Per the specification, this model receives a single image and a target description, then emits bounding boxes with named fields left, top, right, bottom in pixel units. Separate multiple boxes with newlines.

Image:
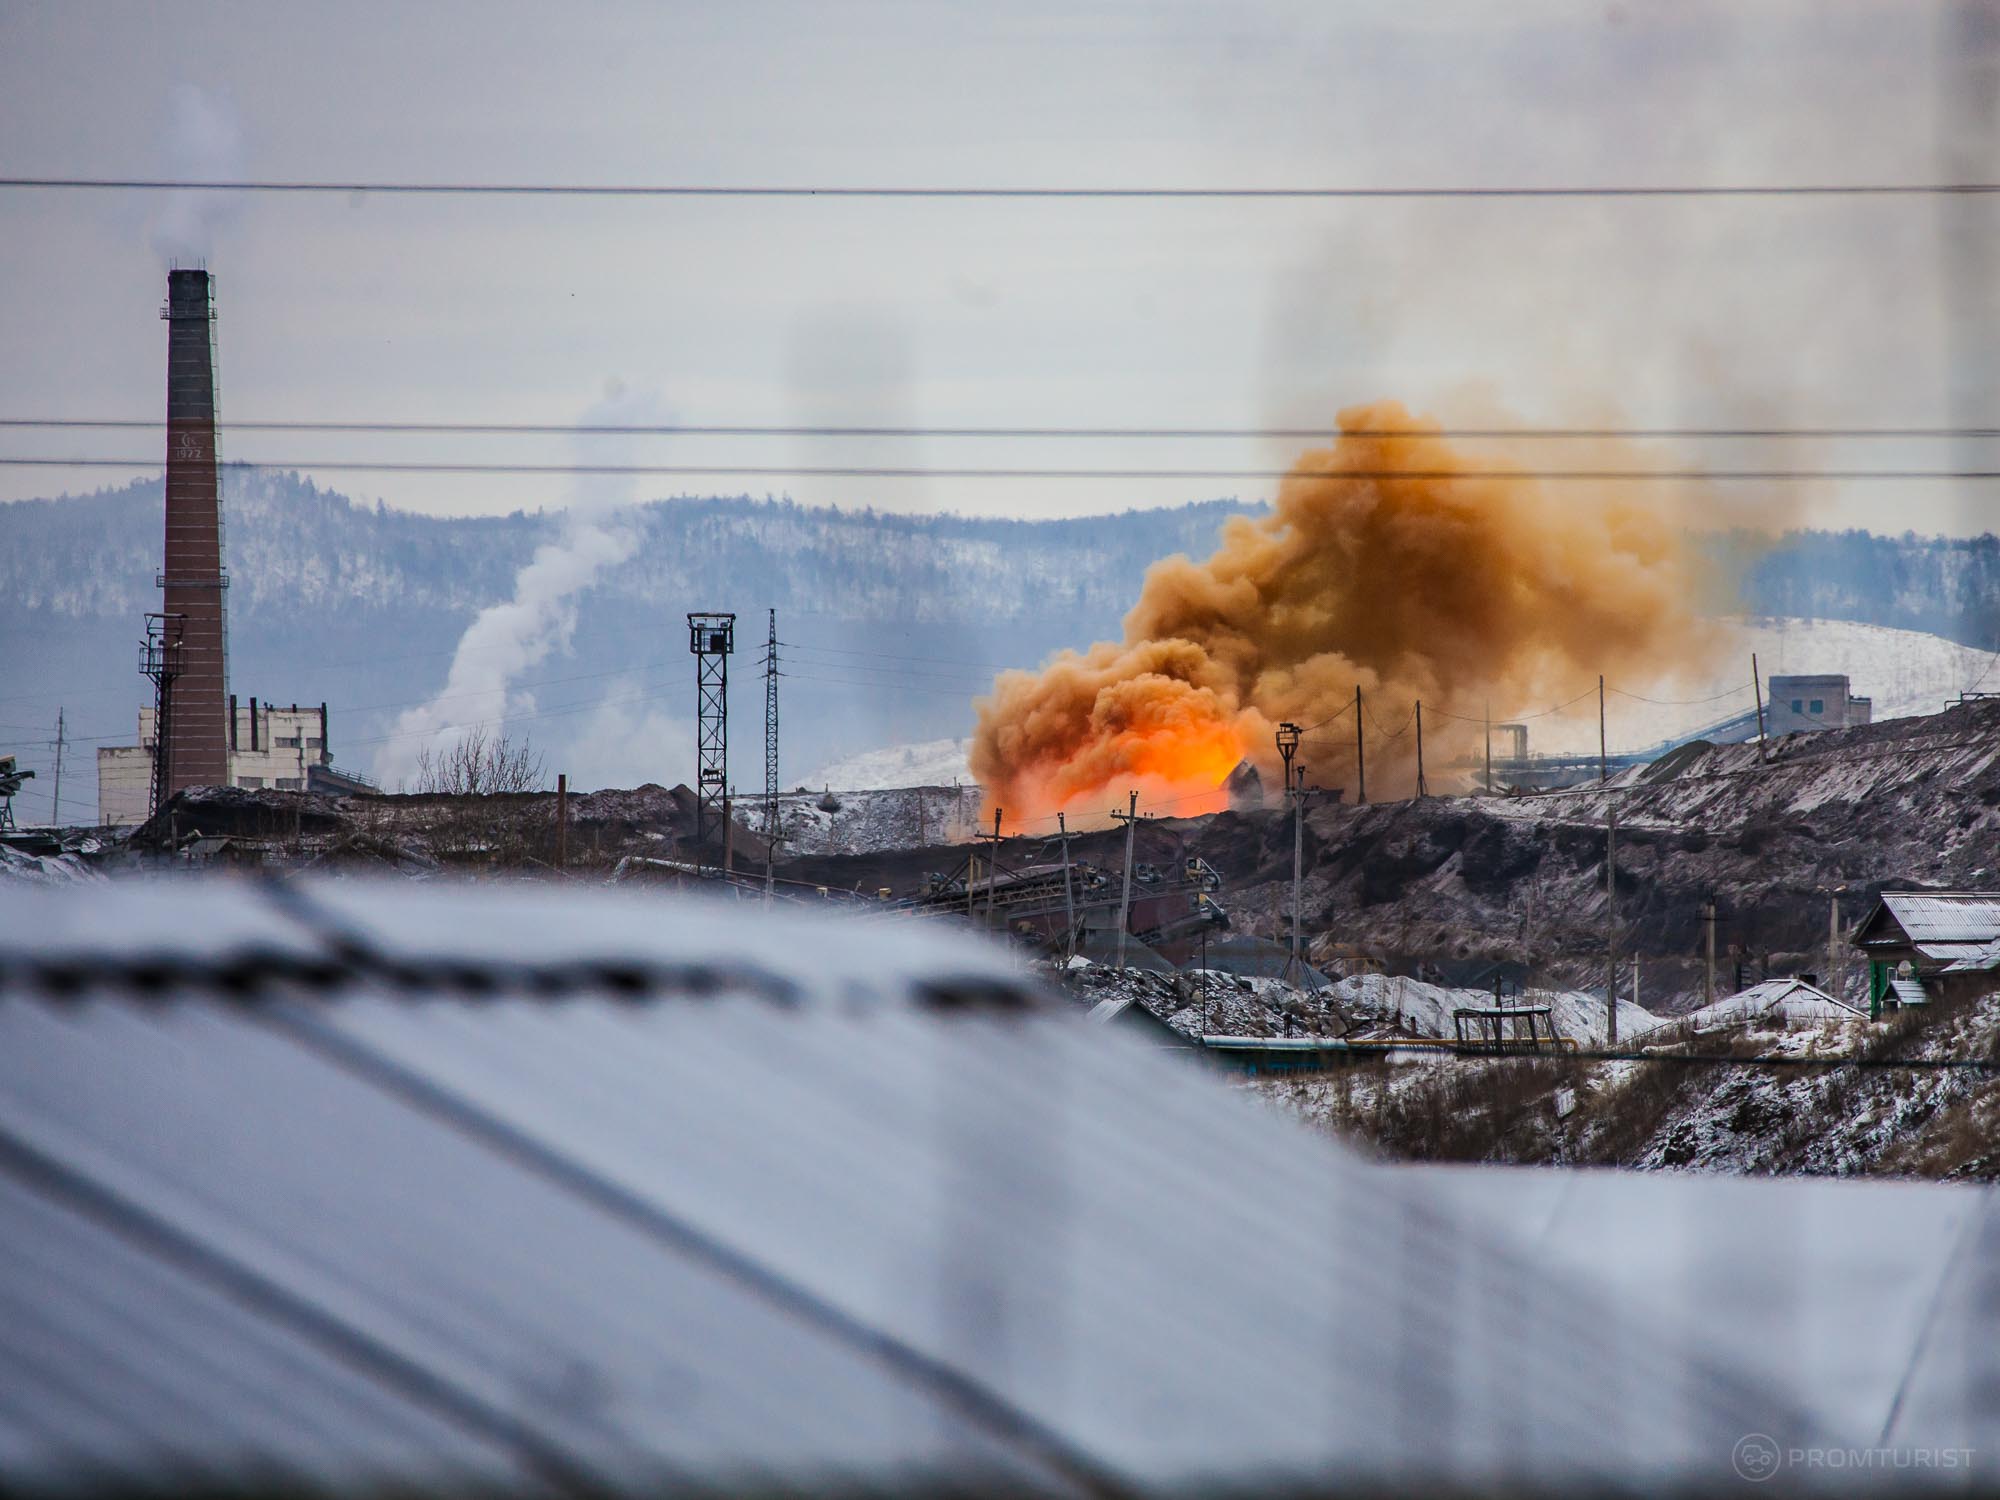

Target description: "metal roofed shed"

left=0, top=878, right=1823, bottom=1495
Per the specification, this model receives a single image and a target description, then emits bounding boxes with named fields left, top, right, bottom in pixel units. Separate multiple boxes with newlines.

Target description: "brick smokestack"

left=160, top=269, right=229, bottom=792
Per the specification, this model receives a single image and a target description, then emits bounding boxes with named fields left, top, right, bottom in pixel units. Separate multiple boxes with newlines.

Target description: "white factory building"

left=97, top=698, right=371, bottom=826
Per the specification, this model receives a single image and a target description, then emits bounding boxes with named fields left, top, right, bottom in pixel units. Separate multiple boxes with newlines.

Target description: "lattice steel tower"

left=687, top=612, right=734, bottom=872
left=140, top=612, right=187, bottom=817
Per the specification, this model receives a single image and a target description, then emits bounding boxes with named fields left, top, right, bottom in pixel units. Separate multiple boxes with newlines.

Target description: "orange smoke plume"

left=971, top=399, right=1710, bottom=824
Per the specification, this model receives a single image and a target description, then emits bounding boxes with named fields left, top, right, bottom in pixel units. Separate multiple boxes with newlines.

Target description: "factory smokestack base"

left=159, top=268, right=229, bottom=792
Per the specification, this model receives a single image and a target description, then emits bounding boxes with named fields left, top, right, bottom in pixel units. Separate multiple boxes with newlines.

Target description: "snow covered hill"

left=805, top=737, right=974, bottom=793
left=1529, top=617, right=1998, bottom=757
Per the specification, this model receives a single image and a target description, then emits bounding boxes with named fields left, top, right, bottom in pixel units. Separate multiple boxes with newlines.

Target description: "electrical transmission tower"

left=687, top=612, right=735, bottom=874
left=763, top=608, right=780, bottom=900
left=140, top=613, right=186, bottom=818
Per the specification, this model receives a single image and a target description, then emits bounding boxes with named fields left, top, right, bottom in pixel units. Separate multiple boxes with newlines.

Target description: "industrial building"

left=1766, top=673, right=1872, bottom=735
left=92, top=268, right=372, bottom=827
left=96, top=698, right=371, bottom=826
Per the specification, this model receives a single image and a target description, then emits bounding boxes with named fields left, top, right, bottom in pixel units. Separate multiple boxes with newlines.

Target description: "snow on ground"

left=738, top=784, right=984, bottom=857
left=0, top=845, right=104, bottom=885
left=806, top=738, right=973, bottom=793
left=1516, top=617, right=1997, bottom=757
left=1328, top=971, right=1660, bottom=1045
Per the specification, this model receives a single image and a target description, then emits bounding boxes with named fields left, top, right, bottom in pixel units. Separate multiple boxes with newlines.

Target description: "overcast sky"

left=2, top=0, right=1995, bottom=532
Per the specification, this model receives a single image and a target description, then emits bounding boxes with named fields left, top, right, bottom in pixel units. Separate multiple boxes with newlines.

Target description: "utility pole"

left=556, top=773, right=568, bottom=870
left=1605, top=806, right=1619, bottom=1044
left=1414, top=701, right=1427, bottom=797
left=987, top=808, right=1004, bottom=931
left=50, top=708, right=65, bottom=827
left=1111, top=790, right=1139, bottom=971
left=723, top=787, right=735, bottom=876
left=1598, top=674, right=1608, bottom=783
left=1056, top=812, right=1077, bottom=961
left=1354, top=685, right=1366, bottom=805
left=1275, top=721, right=1306, bottom=985
left=1752, top=652, right=1768, bottom=763
left=1828, top=889, right=1842, bottom=1002
left=1287, top=772, right=1308, bottom=987
left=1275, top=721, right=1300, bottom=802
left=1484, top=699, right=1493, bottom=794
left=764, top=607, right=780, bottom=905
left=1703, top=899, right=1717, bottom=1009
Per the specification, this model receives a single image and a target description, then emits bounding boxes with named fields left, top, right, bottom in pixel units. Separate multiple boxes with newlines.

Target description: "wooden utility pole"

left=1111, top=791, right=1139, bottom=971
left=722, top=788, right=734, bottom=876
left=1605, top=806, right=1619, bottom=1044
left=1828, top=891, right=1842, bottom=1002
left=987, top=808, right=1004, bottom=931
left=1354, top=686, right=1366, bottom=804
left=1414, top=701, right=1427, bottom=797
left=1752, top=652, right=1768, bottom=763
left=1056, top=812, right=1077, bottom=962
left=50, top=708, right=65, bottom=827
left=1287, top=774, right=1309, bottom=986
left=555, top=773, right=569, bottom=870
left=1703, top=899, right=1717, bottom=1008
left=1598, top=674, right=1608, bottom=783
left=1484, top=700, right=1493, bottom=794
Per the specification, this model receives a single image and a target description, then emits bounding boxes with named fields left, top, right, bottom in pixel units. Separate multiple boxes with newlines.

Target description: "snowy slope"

left=806, top=738, right=974, bottom=793
left=1531, top=617, right=1999, bottom=756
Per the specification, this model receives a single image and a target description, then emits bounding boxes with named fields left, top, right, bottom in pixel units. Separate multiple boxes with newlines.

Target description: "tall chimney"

left=159, top=269, right=229, bottom=792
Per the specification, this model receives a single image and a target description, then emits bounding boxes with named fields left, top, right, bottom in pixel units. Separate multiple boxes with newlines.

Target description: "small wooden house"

left=1850, top=891, right=2000, bottom=1016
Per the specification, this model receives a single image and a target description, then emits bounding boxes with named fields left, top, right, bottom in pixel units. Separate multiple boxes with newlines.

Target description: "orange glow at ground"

left=1006, top=719, right=1247, bottom=829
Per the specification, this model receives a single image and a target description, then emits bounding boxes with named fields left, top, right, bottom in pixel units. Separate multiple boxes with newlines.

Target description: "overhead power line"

left=6, top=457, right=1999, bottom=482
left=6, top=176, right=2000, bottom=199
left=6, top=418, right=2000, bottom=441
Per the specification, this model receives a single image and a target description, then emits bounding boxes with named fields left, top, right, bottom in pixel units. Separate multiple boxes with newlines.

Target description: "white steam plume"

left=374, top=387, right=667, bottom=790
left=149, top=84, right=246, bottom=267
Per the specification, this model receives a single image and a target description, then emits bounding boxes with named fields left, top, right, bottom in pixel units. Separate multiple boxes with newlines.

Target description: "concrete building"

left=96, top=699, right=366, bottom=826
left=1766, top=673, right=1872, bottom=735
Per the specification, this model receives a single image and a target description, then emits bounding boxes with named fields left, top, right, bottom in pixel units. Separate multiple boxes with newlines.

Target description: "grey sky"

left=1, top=0, right=1994, bottom=532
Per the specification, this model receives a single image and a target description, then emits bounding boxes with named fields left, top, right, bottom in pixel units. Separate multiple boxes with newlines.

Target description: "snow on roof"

left=1869, top=892, right=2000, bottom=946
left=0, top=877, right=1806, bottom=1493
left=1941, top=938, right=2000, bottom=974
left=1682, top=977, right=1866, bottom=1029
left=1890, top=976, right=1932, bottom=1007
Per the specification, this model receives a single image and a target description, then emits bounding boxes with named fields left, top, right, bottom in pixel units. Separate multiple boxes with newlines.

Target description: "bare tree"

left=412, top=727, right=546, bottom=796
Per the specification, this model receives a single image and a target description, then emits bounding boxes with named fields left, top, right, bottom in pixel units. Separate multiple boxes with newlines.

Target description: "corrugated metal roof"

left=1873, top=892, right=2000, bottom=945
left=1941, top=938, right=2000, bottom=974
left=0, top=879, right=1820, bottom=1493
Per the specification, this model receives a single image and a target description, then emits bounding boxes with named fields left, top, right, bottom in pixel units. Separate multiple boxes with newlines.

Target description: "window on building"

left=1810, top=699, right=1824, bottom=715
left=275, top=735, right=301, bottom=749
left=305, top=737, right=323, bottom=749
left=1791, top=699, right=1803, bottom=713
left=238, top=776, right=264, bottom=789
left=276, top=777, right=302, bottom=790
